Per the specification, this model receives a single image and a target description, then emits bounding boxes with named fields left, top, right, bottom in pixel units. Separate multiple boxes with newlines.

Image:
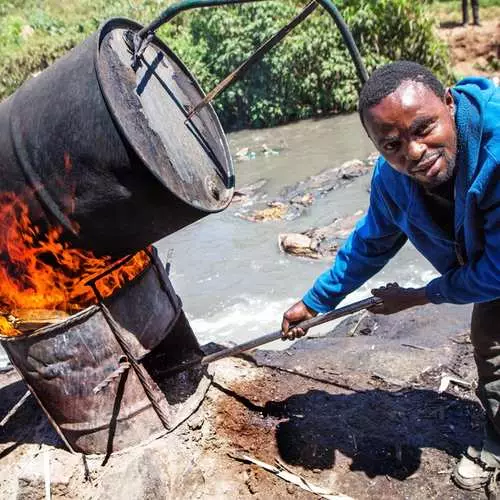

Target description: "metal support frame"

left=86, top=252, right=173, bottom=431
left=131, top=0, right=368, bottom=89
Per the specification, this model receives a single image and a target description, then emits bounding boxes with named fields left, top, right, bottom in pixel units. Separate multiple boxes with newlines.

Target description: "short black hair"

left=358, top=61, right=445, bottom=123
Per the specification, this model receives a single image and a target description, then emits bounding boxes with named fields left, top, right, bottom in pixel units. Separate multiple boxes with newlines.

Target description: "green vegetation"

left=0, top=0, right=452, bottom=130
left=425, top=0, right=500, bottom=23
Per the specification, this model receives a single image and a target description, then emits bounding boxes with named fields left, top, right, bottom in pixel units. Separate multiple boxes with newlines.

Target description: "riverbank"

left=0, top=299, right=484, bottom=499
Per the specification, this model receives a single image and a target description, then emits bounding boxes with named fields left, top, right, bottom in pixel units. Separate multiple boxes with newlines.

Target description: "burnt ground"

left=0, top=302, right=489, bottom=499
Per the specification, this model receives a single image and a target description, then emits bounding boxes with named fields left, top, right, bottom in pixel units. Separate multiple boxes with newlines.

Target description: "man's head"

left=359, top=61, right=457, bottom=188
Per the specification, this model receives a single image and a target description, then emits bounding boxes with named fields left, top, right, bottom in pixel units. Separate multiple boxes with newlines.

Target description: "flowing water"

left=0, top=113, right=437, bottom=369
left=157, top=113, right=437, bottom=347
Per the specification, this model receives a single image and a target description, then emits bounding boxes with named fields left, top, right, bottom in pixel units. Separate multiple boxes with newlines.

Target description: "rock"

left=97, top=440, right=205, bottom=500
left=338, top=159, right=370, bottom=179
left=188, top=412, right=205, bottom=431
left=279, top=211, right=363, bottom=260
left=280, top=154, right=375, bottom=202
left=16, top=448, right=80, bottom=500
left=278, top=233, right=322, bottom=259
left=305, top=210, right=364, bottom=241
left=290, top=192, right=314, bottom=206
left=231, top=179, right=268, bottom=205
left=98, top=449, right=169, bottom=500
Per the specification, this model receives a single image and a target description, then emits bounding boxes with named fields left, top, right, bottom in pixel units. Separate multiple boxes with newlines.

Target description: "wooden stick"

left=229, top=451, right=353, bottom=499
left=0, top=390, right=31, bottom=427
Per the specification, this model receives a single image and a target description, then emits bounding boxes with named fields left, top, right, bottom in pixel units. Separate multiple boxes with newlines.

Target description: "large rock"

left=97, top=440, right=205, bottom=500
left=279, top=210, right=364, bottom=259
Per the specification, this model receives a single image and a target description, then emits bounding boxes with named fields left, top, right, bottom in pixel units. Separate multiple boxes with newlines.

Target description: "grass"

left=426, top=0, right=500, bottom=24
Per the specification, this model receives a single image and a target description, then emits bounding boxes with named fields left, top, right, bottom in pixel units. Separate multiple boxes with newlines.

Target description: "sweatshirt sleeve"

left=302, top=170, right=407, bottom=313
left=426, top=167, right=500, bottom=304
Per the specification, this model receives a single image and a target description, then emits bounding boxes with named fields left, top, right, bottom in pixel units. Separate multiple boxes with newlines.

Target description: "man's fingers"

left=282, top=327, right=306, bottom=341
left=370, top=303, right=387, bottom=315
left=281, top=317, right=290, bottom=335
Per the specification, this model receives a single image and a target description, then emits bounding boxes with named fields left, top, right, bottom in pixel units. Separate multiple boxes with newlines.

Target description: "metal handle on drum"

left=127, top=0, right=367, bottom=85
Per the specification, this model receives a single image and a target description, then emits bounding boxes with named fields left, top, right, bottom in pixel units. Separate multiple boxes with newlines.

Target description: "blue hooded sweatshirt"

left=303, top=78, right=500, bottom=313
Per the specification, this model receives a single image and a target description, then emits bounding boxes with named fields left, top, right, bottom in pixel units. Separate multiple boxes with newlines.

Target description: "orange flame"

left=0, top=192, right=150, bottom=336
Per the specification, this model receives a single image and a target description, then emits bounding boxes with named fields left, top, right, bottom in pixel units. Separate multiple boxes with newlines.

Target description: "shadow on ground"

left=440, top=20, right=464, bottom=28
left=262, top=388, right=483, bottom=479
left=0, top=378, right=63, bottom=453
left=264, top=390, right=483, bottom=480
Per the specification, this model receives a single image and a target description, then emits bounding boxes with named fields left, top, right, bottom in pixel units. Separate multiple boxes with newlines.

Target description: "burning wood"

left=1, top=309, right=69, bottom=336
left=0, top=192, right=150, bottom=337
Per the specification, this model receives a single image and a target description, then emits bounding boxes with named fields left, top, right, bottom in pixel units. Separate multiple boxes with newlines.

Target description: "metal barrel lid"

left=95, top=18, right=234, bottom=213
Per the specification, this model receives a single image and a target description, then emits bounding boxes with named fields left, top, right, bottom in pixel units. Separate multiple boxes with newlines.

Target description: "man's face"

left=363, top=81, right=457, bottom=188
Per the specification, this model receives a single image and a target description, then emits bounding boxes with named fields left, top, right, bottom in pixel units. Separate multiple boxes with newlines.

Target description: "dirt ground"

left=437, top=19, right=499, bottom=79
left=0, top=302, right=492, bottom=499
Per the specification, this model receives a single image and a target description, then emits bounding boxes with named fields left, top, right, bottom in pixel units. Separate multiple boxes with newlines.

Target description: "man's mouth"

left=410, top=153, right=442, bottom=177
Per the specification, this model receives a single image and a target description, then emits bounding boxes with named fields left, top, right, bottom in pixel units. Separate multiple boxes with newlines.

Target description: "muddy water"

left=0, top=114, right=436, bottom=369
left=156, top=114, right=437, bottom=347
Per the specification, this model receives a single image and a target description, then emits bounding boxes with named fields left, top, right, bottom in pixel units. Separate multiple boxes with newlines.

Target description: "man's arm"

left=302, top=178, right=407, bottom=313
left=282, top=170, right=408, bottom=338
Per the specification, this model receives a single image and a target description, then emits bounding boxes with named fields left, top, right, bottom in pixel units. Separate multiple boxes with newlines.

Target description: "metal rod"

left=163, top=296, right=382, bottom=374
left=185, top=0, right=319, bottom=121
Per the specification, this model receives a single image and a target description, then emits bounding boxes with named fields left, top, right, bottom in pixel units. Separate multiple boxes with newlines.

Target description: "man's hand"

left=281, top=300, right=318, bottom=340
left=370, top=282, right=429, bottom=315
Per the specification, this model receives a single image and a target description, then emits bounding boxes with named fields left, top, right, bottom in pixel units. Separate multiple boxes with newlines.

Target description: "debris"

left=348, top=311, right=369, bottom=337
left=371, top=372, right=406, bottom=387
left=0, top=390, right=31, bottom=427
left=238, top=201, right=289, bottom=222
left=234, top=147, right=256, bottom=161
left=44, top=447, right=51, bottom=500
left=262, top=144, right=279, bottom=156
left=438, top=374, right=472, bottom=394
left=401, top=343, right=433, bottom=351
left=290, top=192, right=314, bottom=206
left=450, top=332, right=471, bottom=344
left=228, top=451, right=353, bottom=499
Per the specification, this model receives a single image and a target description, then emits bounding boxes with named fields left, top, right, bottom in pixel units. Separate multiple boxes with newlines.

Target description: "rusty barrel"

left=0, top=248, right=211, bottom=455
left=0, top=18, right=234, bottom=257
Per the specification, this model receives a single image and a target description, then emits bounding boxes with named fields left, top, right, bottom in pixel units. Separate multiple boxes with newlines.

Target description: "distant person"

left=462, top=0, right=481, bottom=26
left=281, top=61, right=500, bottom=494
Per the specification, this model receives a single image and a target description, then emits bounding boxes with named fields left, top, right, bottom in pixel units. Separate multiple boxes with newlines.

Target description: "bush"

left=0, top=0, right=450, bottom=131
left=167, top=0, right=451, bottom=130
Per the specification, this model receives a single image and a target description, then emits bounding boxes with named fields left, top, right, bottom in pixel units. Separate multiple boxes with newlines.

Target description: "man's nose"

left=407, top=140, right=426, bottom=161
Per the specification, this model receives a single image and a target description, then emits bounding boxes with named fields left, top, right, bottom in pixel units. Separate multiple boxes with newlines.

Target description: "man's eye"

left=384, top=141, right=400, bottom=152
left=416, top=123, right=433, bottom=136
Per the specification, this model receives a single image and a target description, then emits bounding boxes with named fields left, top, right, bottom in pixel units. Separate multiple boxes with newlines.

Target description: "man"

left=462, top=0, right=481, bottom=26
left=281, top=61, right=500, bottom=493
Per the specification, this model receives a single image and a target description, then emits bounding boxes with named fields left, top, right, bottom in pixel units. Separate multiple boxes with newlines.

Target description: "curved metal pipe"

left=134, top=0, right=368, bottom=85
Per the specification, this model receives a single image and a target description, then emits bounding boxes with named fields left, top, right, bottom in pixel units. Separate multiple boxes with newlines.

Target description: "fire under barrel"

left=0, top=18, right=234, bottom=257
left=0, top=248, right=211, bottom=455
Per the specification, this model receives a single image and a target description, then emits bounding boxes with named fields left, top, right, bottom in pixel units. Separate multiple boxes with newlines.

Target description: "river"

left=0, top=113, right=437, bottom=369
left=157, top=113, right=437, bottom=346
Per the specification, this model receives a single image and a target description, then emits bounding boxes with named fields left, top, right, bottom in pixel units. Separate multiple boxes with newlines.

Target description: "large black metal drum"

left=0, top=18, right=234, bottom=257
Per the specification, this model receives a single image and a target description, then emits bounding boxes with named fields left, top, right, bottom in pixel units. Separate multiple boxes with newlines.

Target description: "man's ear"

left=444, top=88, right=455, bottom=116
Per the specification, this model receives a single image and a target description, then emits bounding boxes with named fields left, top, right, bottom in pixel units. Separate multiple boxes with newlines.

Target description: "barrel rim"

left=0, top=248, right=156, bottom=342
left=0, top=305, right=100, bottom=342
left=94, top=17, right=235, bottom=214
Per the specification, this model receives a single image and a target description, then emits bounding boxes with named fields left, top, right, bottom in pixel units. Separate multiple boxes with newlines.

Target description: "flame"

left=0, top=192, right=150, bottom=336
